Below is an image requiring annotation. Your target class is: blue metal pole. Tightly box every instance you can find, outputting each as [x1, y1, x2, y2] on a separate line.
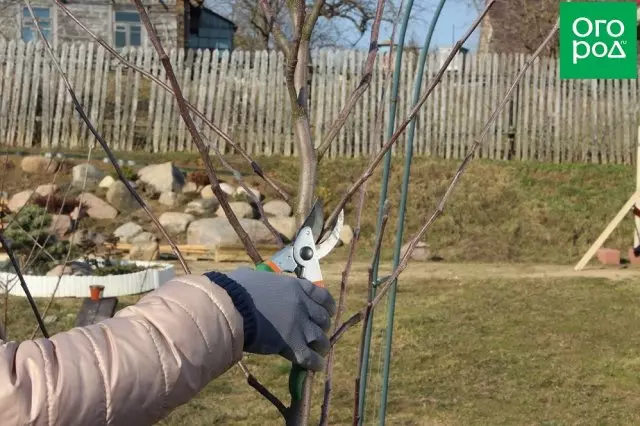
[356, 0, 414, 422]
[377, 0, 448, 424]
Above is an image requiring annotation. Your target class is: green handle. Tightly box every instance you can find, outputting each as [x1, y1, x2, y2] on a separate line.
[256, 261, 307, 401]
[288, 364, 307, 401]
[256, 262, 275, 273]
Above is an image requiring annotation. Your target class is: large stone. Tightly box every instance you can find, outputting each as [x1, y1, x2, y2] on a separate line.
[220, 183, 235, 196]
[200, 185, 215, 199]
[129, 241, 159, 261]
[159, 212, 194, 234]
[113, 221, 143, 243]
[72, 164, 105, 189]
[401, 241, 430, 262]
[106, 181, 139, 213]
[48, 214, 72, 237]
[78, 193, 118, 219]
[99, 175, 116, 189]
[130, 232, 157, 244]
[185, 198, 219, 215]
[235, 186, 261, 201]
[339, 224, 354, 246]
[268, 216, 297, 241]
[35, 184, 58, 198]
[21, 155, 58, 174]
[8, 190, 34, 212]
[137, 162, 185, 194]
[187, 217, 278, 247]
[47, 261, 93, 277]
[159, 191, 178, 207]
[182, 181, 198, 194]
[263, 200, 292, 217]
[69, 229, 106, 246]
[215, 202, 255, 219]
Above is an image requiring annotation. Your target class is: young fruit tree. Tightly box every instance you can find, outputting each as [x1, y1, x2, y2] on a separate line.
[4, 0, 560, 424]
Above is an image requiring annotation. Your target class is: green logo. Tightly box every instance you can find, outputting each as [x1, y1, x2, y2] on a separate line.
[560, 2, 637, 79]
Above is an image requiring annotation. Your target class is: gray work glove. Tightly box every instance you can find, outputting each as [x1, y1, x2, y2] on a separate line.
[204, 268, 336, 372]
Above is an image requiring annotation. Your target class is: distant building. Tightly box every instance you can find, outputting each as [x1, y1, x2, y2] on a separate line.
[0, 0, 236, 51]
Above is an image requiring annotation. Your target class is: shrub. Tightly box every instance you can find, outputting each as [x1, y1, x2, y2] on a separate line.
[110, 166, 138, 182]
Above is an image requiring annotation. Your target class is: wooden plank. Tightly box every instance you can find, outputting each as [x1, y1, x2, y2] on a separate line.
[40, 41, 52, 148]
[113, 47, 124, 151]
[213, 50, 230, 152]
[551, 58, 561, 163]
[97, 48, 110, 148]
[175, 48, 193, 152]
[160, 47, 179, 153]
[146, 49, 160, 152]
[79, 43, 95, 145]
[575, 192, 640, 271]
[68, 43, 87, 148]
[152, 49, 167, 152]
[0, 40, 10, 146]
[264, 50, 277, 154]
[488, 52, 499, 159]
[274, 51, 285, 155]
[256, 51, 268, 155]
[24, 41, 43, 148]
[612, 77, 622, 164]
[126, 46, 144, 151]
[51, 43, 69, 149]
[241, 51, 253, 154]
[16, 42, 35, 147]
[191, 48, 209, 151]
[218, 50, 235, 153]
[202, 49, 219, 152]
[7, 41, 26, 146]
[621, 79, 631, 164]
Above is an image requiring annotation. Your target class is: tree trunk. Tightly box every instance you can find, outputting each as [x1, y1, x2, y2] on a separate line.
[293, 39, 316, 224]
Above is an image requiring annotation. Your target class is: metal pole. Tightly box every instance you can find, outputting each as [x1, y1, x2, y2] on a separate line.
[378, 0, 448, 423]
[357, 0, 414, 422]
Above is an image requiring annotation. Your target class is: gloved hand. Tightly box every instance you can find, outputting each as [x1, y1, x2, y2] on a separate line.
[205, 268, 336, 372]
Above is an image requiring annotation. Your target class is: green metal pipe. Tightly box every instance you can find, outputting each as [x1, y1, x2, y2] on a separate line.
[356, 0, 414, 422]
[377, 0, 448, 423]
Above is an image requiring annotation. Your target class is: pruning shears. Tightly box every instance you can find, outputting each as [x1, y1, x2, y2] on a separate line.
[256, 199, 344, 401]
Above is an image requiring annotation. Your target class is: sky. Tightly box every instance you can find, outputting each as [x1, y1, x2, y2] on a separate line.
[205, 0, 481, 52]
[352, 0, 481, 52]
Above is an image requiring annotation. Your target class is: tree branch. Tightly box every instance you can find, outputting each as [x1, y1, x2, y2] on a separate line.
[316, 0, 385, 161]
[325, 0, 496, 230]
[50, 0, 290, 202]
[330, 17, 560, 348]
[133, 0, 263, 265]
[23, 0, 192, 273]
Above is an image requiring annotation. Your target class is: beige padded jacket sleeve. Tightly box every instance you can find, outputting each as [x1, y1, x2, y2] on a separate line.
[0, 274, 244, 426]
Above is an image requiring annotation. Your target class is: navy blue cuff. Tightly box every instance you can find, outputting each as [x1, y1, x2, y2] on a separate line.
[204, 271, 257, 349]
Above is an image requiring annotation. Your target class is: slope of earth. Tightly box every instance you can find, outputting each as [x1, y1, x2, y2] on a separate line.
[0, 149, 637, 265]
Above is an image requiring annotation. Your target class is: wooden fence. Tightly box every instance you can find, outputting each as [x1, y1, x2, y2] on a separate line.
[0, 39, 638, 164]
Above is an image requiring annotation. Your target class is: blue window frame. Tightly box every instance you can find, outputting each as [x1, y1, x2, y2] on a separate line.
[22, 7, 52, 43]
[114, 11, 142, 48]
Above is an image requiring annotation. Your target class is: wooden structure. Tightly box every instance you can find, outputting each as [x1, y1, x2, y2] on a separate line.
[107, 243, 281, 262]
[574, 126, 640, 270]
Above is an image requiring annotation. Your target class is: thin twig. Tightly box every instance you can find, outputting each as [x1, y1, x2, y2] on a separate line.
[316, 0, 386, 161]
[319, 185, 368, 425]
[0, 232, 48, 338]
[132, 0, 283, 412]
[331, 18, 560, 348]
[133, 0, 262, 265]
[50, 0, 290, 202]
[237, 360, 288, 416]
[23, 0, 192, 274]
[196, 125, 284, 248]
[325, 0, 496, 230]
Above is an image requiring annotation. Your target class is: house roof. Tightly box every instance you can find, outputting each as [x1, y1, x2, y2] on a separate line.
[200, 1, 236, 29]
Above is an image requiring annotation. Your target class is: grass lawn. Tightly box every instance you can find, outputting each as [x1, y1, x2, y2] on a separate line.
[6, 263, 640, 425]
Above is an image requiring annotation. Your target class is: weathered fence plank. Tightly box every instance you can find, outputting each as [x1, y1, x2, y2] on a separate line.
[0, 41, 637, 164]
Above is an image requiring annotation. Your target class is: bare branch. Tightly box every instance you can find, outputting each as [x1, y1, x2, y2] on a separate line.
[23, 0, 192, 274]
[50, 0, 290, 202]
[238, 360, 288, 416]
[198, 125, 284, 248]
[0, 232, 48, 338]
[316, 0, 385, 160]
[330, 17, 560, 348]
[133, 0, 263, 265]
[325, 0, 496, 229]
[319, 185, 366, 425]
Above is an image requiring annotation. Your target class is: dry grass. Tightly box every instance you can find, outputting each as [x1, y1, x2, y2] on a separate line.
[5, 263, 640, 425]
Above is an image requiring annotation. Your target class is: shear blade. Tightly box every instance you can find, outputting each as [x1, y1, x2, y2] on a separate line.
[315, 209, 344, 259]
[297, 198, 324, 243]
